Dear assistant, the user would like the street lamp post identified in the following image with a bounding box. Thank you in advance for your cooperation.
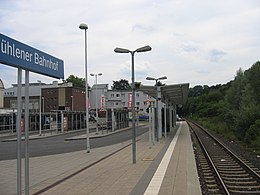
[90,73,102,134]
[79,23,90,153]
[146,76,167,141]
[42,97,45,132]
[71,95,74,130]
[38,80,42,136]
[115,45,152,164]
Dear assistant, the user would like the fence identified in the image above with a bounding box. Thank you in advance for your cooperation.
[0,108,129,135]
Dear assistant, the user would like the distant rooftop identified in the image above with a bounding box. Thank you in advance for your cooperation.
[140,83,189,105]
[0,79,4,89]
[91,84,109,89]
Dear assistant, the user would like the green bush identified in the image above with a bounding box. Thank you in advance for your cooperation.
[182,61,260,152]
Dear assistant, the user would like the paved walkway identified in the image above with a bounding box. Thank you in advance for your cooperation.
[158,121,201,195]
[0,121,201,195]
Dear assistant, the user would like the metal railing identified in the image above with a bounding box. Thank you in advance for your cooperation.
[0,110,130,136]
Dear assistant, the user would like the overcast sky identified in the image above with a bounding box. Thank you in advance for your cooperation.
[1,0,259,88]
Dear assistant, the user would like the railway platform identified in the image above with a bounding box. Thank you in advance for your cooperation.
[0,121,201,195]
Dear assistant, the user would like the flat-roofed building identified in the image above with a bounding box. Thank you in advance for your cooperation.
[3,81,86,112]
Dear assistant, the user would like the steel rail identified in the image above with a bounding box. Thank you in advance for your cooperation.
[187,121,230,195]
[191,120,260,182]
[187,119,260,194]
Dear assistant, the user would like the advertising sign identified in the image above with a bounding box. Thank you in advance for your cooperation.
[128,92,132,108]
[0,33,64,79]
[101,95,105,110]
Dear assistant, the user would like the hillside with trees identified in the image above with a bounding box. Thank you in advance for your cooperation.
[111,79,131,90]
[181,61,260,152]
[65,75,85,88]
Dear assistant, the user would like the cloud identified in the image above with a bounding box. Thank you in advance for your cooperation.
[179,42,200,53]
[118,60,153,83]
[132,24,156,33]
[208,49,227,63]
[0,0,260,88]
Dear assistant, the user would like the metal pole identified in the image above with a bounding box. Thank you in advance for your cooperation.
[24,70,29,195]
[61,111,64,133]
[152,107,155,144]
[131,51,136,164]
[169,104,172,129]
[95,75,98,134]
[12,108,14,134]
[155,80,158,141]
[164,104,167,138]
[106,108,108,133]
[16,68,22,195]
[84,28,90,153]
[56,111,58,133]
[39,83,42,136]
[71,95,74,130]
[149,107,152,148]
[157,87,163,139]
[112,108,115,131]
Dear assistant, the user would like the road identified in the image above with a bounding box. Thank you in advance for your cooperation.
[0,125,148,161]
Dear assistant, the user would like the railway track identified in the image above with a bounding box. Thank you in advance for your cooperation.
[187,120,260,195]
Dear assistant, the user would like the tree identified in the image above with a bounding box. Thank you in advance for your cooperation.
[112,79,131,90]
[182,62,260,149]
[65,75,85,88]
[245,61,260,104]
[135,82,141,89]
[225,68,245,110]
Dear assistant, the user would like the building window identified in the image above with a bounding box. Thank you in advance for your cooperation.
[111,94,114,97]
[116,94,120,97]
[136,102,140,106]
[136,93,139,97]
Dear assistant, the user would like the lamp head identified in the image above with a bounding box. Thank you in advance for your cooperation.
[146,77,155,80]
[158,76,167,80]
[136,45,152,53]
[114,48,130,53]
[79,23,88,30]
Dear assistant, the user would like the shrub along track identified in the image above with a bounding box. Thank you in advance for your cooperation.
[187,120,260,195]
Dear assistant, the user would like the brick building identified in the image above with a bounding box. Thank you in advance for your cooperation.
[42,86,86,112]
[3,81,86,112]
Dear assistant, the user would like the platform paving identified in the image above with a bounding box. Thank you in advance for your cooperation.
[0,121,201,195]
[158,121,201,195]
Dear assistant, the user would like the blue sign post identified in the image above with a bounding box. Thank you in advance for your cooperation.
[0,33,64,79]
[0,33,64,195]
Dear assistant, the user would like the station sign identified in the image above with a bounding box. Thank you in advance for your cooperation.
[0,33,64,79]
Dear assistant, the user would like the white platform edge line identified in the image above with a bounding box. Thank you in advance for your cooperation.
[144,122,183,195]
